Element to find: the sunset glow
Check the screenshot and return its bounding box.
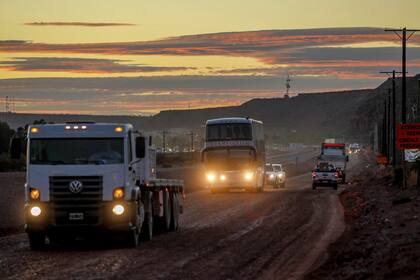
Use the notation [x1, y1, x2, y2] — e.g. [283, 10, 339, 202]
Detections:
[0, 0, 419, 115]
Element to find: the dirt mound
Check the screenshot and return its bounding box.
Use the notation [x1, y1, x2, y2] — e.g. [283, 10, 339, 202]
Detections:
[306, 163, 420, 279]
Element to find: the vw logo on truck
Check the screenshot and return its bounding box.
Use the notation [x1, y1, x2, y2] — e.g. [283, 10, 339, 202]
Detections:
[68, 180, 83, 193]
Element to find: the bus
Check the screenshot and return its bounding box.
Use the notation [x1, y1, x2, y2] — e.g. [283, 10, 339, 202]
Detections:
[201, 117, 265, 192]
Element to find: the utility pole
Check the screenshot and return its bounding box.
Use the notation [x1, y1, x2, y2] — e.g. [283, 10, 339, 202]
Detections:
[387, 88, 391, 162]
[385, 28, 420, 124]
[380, 71, 403, 167]
[189, 131, 194, 152]
[162, 131, 166, 153]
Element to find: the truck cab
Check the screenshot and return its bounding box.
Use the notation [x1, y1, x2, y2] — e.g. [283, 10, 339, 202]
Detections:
[11, 122, 183, 249]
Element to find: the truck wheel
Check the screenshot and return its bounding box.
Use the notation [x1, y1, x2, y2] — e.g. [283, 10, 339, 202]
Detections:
[160, 190, 172, 231]
[312, 184, 316, 190]
[127, 200, 141, 247]
[280, 182, 286, 189]
[141, 211, 153, 241]
[169, 192, 180, 231]
[342, 174, 346, 184]
[28, 232, 46, 250]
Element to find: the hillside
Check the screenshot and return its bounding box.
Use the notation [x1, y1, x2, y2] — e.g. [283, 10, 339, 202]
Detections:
[2, 74, 419, 144]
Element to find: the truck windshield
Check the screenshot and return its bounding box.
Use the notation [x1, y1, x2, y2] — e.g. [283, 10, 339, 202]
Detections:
[206, 123, 252, 141]
[203, 148, 255, 171]
[30, 138, 124, 165]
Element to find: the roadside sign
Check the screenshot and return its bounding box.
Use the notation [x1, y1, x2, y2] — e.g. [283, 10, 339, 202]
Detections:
[397, 123, 420, 149]
[405, 149, 420, 162]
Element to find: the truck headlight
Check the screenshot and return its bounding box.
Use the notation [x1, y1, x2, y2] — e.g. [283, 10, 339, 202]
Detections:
[30, 188, 40, 200]
[113, 187, 124, 199]
[30, 206, 42, 217]
[220, 174, 226, 181]
[112, 204, 125, 215]
[244, 171, 254, 181]
[206, 173, 216, 182]
[269, 174, 274, 179]
[277, 173, 284, 178]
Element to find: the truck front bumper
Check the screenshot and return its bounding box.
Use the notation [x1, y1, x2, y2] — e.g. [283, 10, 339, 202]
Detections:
[24, 201, 135, 234]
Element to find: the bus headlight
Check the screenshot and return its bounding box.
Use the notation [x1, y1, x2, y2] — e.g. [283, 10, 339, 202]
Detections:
[244, 171, 254, 181]
[206, 173, 216, 182]
[30, 188, 40, 200]
[30, 206, 42, 217]
[112, 204, 125, 215]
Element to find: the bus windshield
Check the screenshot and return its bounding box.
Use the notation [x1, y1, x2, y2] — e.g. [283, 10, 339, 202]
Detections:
[203, 148, 256, 171]
[206, 123, 252, 141]
[30, 138, 124, 165]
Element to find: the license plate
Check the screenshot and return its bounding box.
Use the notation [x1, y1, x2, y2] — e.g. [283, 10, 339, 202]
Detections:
[69, 212, 84, 220]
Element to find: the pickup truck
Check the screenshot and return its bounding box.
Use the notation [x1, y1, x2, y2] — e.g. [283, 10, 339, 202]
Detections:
[265, 163, 286, 188]
[312, 162, 338, 190]
[10, 122, 184, 250]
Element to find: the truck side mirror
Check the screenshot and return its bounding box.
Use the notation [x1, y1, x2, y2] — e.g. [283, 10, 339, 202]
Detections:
[10, 138, 22, 159]
[135, 136, 146, 158]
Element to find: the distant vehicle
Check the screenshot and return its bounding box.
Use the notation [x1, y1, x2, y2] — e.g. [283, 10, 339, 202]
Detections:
[10, 122, 184, 250]
[312, 162, 339, 190]
[201, 117, 265, 193]
[319, 142, 348, 183]
[265, 163, 286, 188]
[348, 143, 361, 155]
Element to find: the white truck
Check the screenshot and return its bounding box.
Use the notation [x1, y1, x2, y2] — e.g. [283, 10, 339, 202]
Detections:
[10, 122, 184, 250]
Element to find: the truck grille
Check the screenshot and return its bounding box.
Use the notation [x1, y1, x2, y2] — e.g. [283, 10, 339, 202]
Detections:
[49, 176, 103, 225]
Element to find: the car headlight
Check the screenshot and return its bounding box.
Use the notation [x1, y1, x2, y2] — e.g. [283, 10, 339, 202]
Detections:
[30, 188, 40, 200]
[30, 206, 42, 217]
[112, 204, 125, 215]
[244, 171, 254, 181]
[206, 173, 216, 182]
[113, 187, 124, 199]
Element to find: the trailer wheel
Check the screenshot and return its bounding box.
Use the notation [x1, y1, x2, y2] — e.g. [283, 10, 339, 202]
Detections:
[169, 192, 180, 231]
[28, 232, 46, 250]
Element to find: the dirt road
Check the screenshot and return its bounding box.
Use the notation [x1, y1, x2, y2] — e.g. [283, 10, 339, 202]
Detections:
[0, 169, 346, 280]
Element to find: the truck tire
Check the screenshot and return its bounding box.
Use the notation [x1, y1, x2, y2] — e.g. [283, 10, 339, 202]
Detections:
[280, 182, 286, 189]
[127, 200, 141, 247]
[141, 211, 153, 241]
[28, 232, 46, 250]
[169, 192, 180, 231]
[160, 190, 172, 231]
[312, 184, 316, 190]
[341, 174, 346, 184]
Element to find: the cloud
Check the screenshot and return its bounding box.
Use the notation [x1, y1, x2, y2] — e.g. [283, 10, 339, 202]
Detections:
[24, 22, 136, 27]
[0, 57, 194, 73]
[0, 27, 411, 59]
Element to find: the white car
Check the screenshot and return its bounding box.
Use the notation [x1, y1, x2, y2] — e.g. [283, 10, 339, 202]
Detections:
[265, 163, 286, 188]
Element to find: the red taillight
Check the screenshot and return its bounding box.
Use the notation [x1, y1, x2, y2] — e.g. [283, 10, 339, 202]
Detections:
[312, 172, 316, 178]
